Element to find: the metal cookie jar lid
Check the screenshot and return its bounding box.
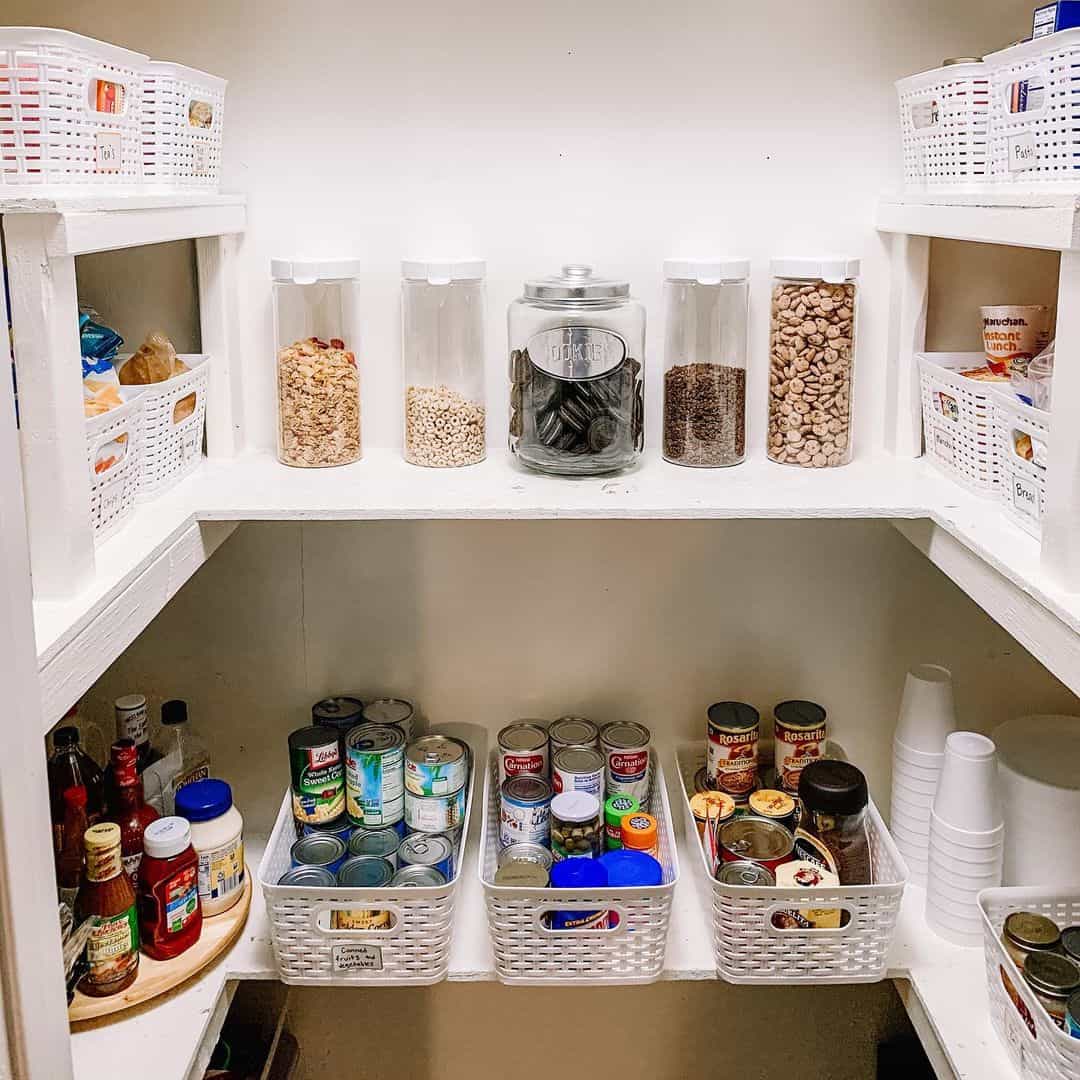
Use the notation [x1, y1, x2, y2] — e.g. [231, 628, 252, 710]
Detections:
[523, 263, 629, 301]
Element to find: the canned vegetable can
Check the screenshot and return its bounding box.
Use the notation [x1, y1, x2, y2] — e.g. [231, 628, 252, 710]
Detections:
[332, 855, 395, 930]
[301, 814, 353, 845]
[600, 721, 651, 807]
[362, 698, 416, 743]
[291, 834, 348, 875]
[404, 785, 467, 833]
[398, 832, 455, 881]
[348, 826, 402, 869]
[278, 865, 336, 887]
[289, 725, 346, 824]
[405, 734, 468, 797]
[391, 865, 446, 887]
[345, 723, 406, 828]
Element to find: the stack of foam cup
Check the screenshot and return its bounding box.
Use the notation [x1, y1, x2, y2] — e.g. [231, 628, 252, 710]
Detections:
[890, 664, 956, 886]
[925, 731, 1004, 947]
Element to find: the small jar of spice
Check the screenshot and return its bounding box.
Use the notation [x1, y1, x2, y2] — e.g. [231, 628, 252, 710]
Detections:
[138, 816, 202, 961]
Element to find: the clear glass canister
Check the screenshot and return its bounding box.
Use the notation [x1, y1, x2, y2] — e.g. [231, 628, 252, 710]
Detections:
[508, 264, 645, 475]
[401, 258, 486, 467]
[272, 258, 362, 468]
[662, 258, 750, 467]
[767, 257, 859, 468]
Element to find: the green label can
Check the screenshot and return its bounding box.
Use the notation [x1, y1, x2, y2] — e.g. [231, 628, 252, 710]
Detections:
[289, 725, 345, 825]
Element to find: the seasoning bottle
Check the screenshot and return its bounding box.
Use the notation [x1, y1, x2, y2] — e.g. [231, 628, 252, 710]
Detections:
[175, 778, 245, 917]
[621, 812, 660, 860]
[114, 693, 157, 771]
[138, 817, 202, 960]
[797, 759, 872, 885]
[143, 700, 210, 814]
[76, 822, 139, 997]
[105, 749, 159, 890]
[49, 725, 104, 852]
[103, 738, 138, 814]
[56, 785, 89, 908]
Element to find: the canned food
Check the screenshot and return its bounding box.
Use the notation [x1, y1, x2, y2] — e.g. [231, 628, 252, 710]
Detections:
[1002, 911, 1062, 969]
[398, 833, 455, 881]
[706, 701, 760, 797]
[391, 865, 446, 887]
[497, 722, 550, 783]
[291, 834, 348, 875]
[499, 775, 551, 848]
[552, 746, 604, 799]
[748, 788, 798, 832]
[1023, 951, 1080, 1029]
[773, 700, 827, 794]
[620, 813, 659, 859]
[551, 790, 603, 861]
[348, 826, 402, 869]
[289, 725, 346, 824]
[718, 816, 795, 874]
[497, 842, 553, 870]
[301, 814, 353, 845]
[549, 716, 600, 752]
[345, 723, 406, 828]
[494, 861, 550, 887]
[278, 866, 336, 887]
[333, 854, 395, 930]
[549, 858, 609, 930]
[405, 734, 468, 796]
[693, 767, 711, 794]
[600, 721, 651, 807]
[1064, 926, 1080, 964]
[355, 819, 407, 841]
[716, 860, 775, 887]
[772, 860, 843, 929]
[312, 696, 365, 755]
[407, 821, 462, 850]
[361, 698, 416, 742]
[1066, 989, 1080, 1039]
[603, 794, 640, 850]
[690, 791, 735, 841]
[404, 785, 467, 833]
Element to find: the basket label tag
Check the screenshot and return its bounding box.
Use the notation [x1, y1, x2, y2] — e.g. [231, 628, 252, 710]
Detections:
[95, 131, 122, 173]
[332, 943, 383, 972]
[935, 390, 959, 422]
[910, 98, 940, 131]
[1007, 131, 1037, 172]
[1010, 473, 1040, 520]
[931, 426, 956, 465]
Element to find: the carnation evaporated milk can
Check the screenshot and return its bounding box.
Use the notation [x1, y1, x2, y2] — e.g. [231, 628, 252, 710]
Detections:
[600, 721, 651, 808]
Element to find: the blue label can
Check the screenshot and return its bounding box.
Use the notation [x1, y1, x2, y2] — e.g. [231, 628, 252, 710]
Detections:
[348, 826, 401, 869]
[301, 814, 353, 845]
[346, 723, 406, 828]
[291, 834, 348, 876]
[398, 833, 454, 881]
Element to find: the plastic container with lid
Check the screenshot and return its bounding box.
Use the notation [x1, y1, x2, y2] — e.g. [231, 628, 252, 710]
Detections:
[599, 848, 663, 887]
[550, 790, 602, 861]
[272, 257, 362, 468]
[1023, 950, 1080, 1028]
[620, 812, 659, 859]
[662, 258, 750, 468]
[175, 778, 245, 916]
[138, 816, 202, 960]
[549, 856, 610, 930]
[798, 759, 871, 885]
[768, 257, 859, 468]
[508, 264, 645, 475]
[402, 258, 486, 468]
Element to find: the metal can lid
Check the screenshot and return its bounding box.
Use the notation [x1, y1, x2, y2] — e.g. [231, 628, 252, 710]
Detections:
[551, 790, 600, 824]
[361, 698, 414, 726]
[707, 701, 760, 732]
[289, 724, 339, 751]
[600, 721, 651, 750]
[115, 693, 146, 711]
[1068, 988, 1080, 1022]
[553, 746, 604, 775]
[523, 264, 629, 301]
[717, 860, 776, 887]
[497, 842, 553, 870]
[502, 775, 552, 805]
[312, 696, 365, 729]
[398, 833, 453, 866]
[719, 816, 795, 861]
[292, 834, 347, 866]
[337, 855, 395, 887]
[346, 723, 406, 753]
[348, 828, 401, 858]
[304, 814, 349, 836]
[406, 734, 467, 767]
[550, 717, 599, 746]
[1023, 951, 1080, 997]
[1005, 911, 1062, 951]
[494, 861, 550, 887]
[690, 790, 736, 823]
[391, 865, 446, 887]
[748, 789, 796, 820]
[278, 866, 336, 887]
[773, 700, 828, 731]
[498, 722, 548, 753]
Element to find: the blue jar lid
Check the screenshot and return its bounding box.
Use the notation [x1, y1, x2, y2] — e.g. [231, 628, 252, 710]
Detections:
[600, 849, 662, 887]
[175, 778, 232, 822]
[550, 858, 608, 889]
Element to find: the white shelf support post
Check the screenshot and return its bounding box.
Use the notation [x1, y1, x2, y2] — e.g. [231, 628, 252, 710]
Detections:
[196, 233, 244, 458]
[3, 212, 95, 598]
[1041, 249, 1080, 592]
[884, 232, 930, 458]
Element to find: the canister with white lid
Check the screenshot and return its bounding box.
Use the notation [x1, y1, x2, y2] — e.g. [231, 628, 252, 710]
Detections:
[175, 778, 245, 916]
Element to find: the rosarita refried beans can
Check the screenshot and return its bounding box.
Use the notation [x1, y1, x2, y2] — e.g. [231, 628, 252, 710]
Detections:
[497, 722, 549, 784]
[706, 701, 760, 798]
[600, 721, 651, 807]
[772, 700, 827, 794]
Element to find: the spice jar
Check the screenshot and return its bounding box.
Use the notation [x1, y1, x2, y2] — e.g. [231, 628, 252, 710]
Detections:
[508, 264, 644, 475]
[768, 258, 858, 468]
[1023, 951, 1080, 1029]
[1002, 911, 1062, 969]
[550, 790, 602, 861]
[402, 258, 486, 468]
[662, 258, 749, 467]
[798, 759, 872, 885]
[272, 257, 362, 468]
[138, 816, 202, 960]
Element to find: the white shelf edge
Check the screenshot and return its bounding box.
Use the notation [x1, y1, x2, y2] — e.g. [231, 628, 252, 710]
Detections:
[0, 192, 246, 214]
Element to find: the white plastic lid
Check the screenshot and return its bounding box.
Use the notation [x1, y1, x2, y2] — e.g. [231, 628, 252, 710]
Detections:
[663, 257, 750, 284]
[551, 790, 601, 823]
[770, 257, 860, 284]
[401, 258, 486, 285]
[143, 816, 192, 859]
[271, 257, 363, 285]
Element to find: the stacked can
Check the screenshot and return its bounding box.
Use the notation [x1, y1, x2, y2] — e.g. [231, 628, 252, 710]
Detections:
[403, 734, 469, 840]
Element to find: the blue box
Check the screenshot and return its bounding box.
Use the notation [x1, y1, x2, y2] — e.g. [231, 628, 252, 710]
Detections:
[1033, 1, 1080, 37]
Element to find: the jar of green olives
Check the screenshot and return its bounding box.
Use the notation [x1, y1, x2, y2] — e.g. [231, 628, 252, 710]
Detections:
[551, 790, 603, 861]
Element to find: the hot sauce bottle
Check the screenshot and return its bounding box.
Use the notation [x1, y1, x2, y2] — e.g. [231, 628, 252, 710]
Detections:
[105, 741, 159, 889]
[138, 817, 202, 960]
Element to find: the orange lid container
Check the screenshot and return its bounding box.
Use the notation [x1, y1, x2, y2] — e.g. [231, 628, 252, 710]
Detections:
[620, 812, 658, 853]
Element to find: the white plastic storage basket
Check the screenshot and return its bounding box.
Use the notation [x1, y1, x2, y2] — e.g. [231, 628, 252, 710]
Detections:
[896, 62, 990, 188]
[979, 887, 1080, 1080]
[0, 28, 146, 191]
[141, 61, 226, 188]
[116, 354, 209, 497]
[86, 390, 143, 543]
[258, 747, 476, 986]
[675, 743, 908, 984]
[993, 390, 1050, 539]
[986, 30, 1080, 184]
[919, 352, 1001, 495]
[480, 751, 679, 985]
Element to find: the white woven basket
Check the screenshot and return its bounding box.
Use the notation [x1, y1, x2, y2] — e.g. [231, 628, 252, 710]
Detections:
[86, 390, 143, 543]
[979, 887, 1080, 1080]
[258, 743, 475, 986]
[141, 61, 226, 189]
[675, 743, 908, 985]
[993, 390, 1050, 539]
[0, 28, 145, 191]
[116, 354, 209, 497]
[986, 30, 1080, 184]
[896, 62, 990, 188]
[480, 750, 678, 985]
[919, 352, 1001, 496]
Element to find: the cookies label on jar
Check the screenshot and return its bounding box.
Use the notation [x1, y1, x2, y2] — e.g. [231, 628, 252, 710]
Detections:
[526, 326, 626, 380]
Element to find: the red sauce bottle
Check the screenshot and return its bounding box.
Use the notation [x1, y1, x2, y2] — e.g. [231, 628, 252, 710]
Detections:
[105, 743, 159, 890]
[137, 817, 202, 960]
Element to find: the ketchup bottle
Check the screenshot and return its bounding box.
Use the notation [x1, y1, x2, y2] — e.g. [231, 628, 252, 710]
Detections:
[138, 817, 202, 960]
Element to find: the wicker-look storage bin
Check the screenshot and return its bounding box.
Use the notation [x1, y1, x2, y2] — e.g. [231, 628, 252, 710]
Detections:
[980, 887, 1080, 1080]
[86, 390, 143, 543]
[993, 390, 1050, 539]
[675, 743, 908, 984]
[479, 751, 679, 985]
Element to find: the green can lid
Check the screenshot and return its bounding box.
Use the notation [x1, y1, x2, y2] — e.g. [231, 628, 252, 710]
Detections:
[604, 793, 640, 827]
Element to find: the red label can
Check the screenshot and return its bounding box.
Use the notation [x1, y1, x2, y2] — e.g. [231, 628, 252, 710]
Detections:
[706, 702, 760, 797]
[497, 722, 549, 784]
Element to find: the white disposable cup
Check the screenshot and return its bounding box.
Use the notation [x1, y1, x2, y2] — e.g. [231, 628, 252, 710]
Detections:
[928, 853, 1002, 888]
[892, 766, 941, 794]
[930, 808, 1004, 848]
[893, 738, 945, 769]
[892, 783, 935, 807]
[926, 905, 984, 947]
[890, 814, 931, 842]
[933, 732, 1001, 832]
[893, 755, 944, 780]
[896, 664, 956, 754]
[927, 867, 999, 903]
[929, 840, 1003, 873]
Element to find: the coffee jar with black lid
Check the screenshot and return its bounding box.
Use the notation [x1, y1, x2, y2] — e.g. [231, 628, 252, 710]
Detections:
[798, 759, 872, 886]
[508, 264, 645, 475]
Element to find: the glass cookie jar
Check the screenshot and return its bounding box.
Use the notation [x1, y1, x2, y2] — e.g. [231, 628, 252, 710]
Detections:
[508, 264, 645, 475]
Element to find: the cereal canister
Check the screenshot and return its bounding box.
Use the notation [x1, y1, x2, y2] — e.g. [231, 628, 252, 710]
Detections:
[773, 700, 827, 794]
[600, 721, 651, 807]
[706, 701, 760, 798]
[289, 725, 346, 825]
[405, 734, 468, 797]
[499, 774, 551, 848]
[497, 722, 549, 783]
[551, 745, 604, 799]
[549, 716, 600, 752]
[345, 723, 406, 829]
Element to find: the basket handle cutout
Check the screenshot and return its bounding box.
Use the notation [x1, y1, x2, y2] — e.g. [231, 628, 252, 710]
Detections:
[172, 390, 198, 426]
[534, 903, 627, 936]
[86, 72, 131, 117]
[762, 902, 857, 937]
[89, 429, 130, 480]
[311, 901, 404, 939]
